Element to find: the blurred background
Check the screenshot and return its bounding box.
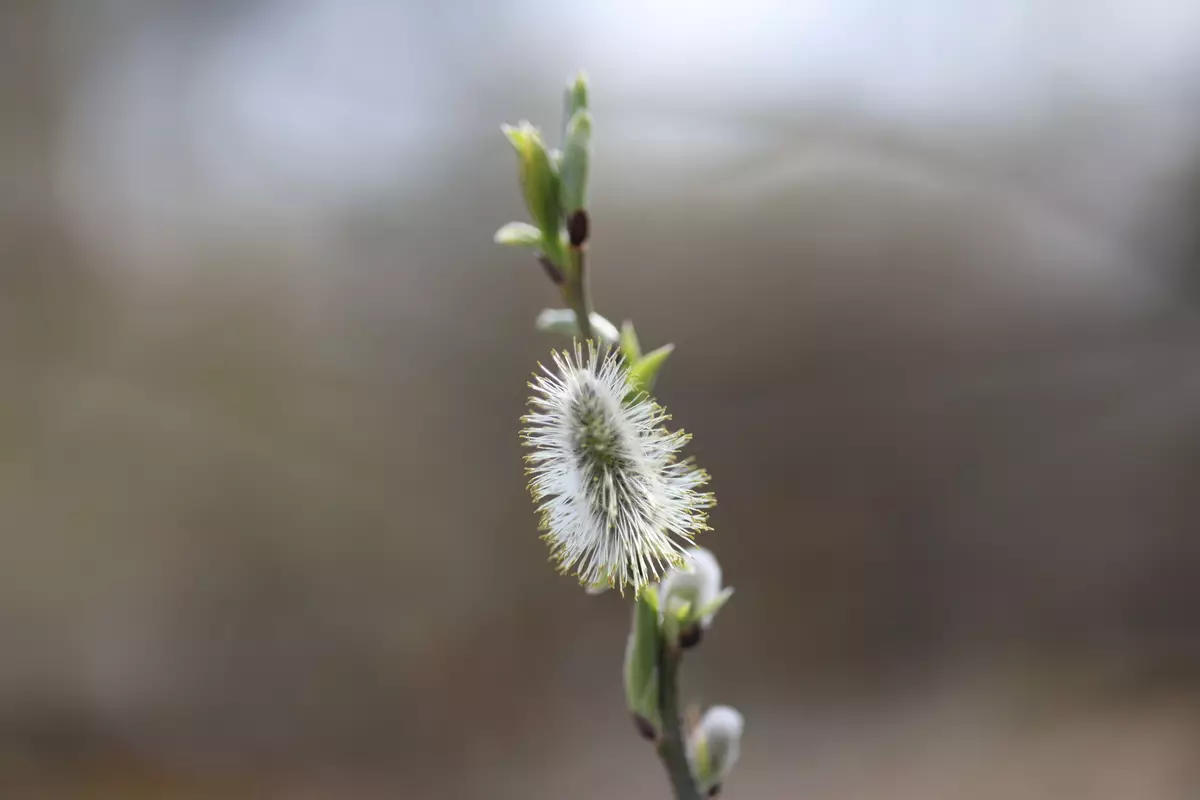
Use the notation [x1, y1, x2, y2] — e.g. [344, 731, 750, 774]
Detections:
[4, 0, 1200, 796]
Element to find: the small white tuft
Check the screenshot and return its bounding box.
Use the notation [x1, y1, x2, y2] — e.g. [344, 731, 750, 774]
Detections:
[521, 342, 714, 594]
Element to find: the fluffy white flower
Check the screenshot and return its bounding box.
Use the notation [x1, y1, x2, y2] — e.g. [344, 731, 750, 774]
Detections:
[522, 342, 713, 593]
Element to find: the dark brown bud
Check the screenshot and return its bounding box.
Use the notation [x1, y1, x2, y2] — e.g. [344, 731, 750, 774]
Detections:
[632, 713, 658, 741]
[708, 783, 722, 798]
[567, 209, 589, 247]
[679, 623, 703, 650]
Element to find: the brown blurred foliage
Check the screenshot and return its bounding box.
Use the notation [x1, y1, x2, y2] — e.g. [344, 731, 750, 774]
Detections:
[4, 0, 1200, 797]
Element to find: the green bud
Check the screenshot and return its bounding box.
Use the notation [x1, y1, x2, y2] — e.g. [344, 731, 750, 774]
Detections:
[502, 121, 561, 236]
[493, 221, 543, 248]
[535, 308, 620, 344]
[623, 588, 661, 728]
[628, 343, 674, 394]
[559, 110, 592, 215]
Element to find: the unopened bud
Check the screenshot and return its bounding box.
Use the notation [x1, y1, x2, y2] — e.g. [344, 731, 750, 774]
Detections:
[688, 706, 744, 793]
[659, 548, 733, 633]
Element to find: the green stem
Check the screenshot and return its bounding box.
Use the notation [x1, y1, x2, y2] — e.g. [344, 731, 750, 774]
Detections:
[656, 641, 703, 800]
[564, 246, 594, 342]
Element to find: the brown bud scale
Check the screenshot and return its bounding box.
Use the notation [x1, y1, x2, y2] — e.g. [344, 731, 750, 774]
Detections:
[537, 254, 565, 285]
[632, 713, 658, 741]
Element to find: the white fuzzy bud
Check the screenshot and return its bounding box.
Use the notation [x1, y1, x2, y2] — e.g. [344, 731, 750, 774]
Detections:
[688, 705, 744, 791]
[659, 547, 728, 628]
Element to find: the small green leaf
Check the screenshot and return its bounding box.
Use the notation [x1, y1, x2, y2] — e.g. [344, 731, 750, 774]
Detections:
[534, 308, 576, 336]
[502, 121, 561, 237]
[624, 593, 662, 723]
[620, 321, 642, 363]
[493, 221, 543, 248]
[559, 110, 592, 214]
[696, 587, 734, 623]
[641, 584, 660, 613]
[535, 308, 619, 344]
[628, 343, 675, 393]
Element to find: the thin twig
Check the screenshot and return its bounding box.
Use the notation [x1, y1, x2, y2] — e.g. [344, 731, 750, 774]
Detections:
[656, 641, 703, 800]
[565, 246, 593, 341]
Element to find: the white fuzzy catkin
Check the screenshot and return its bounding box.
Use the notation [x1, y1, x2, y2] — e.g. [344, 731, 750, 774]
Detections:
[522, 343, 713, 593]
[689, 705, 744, 787]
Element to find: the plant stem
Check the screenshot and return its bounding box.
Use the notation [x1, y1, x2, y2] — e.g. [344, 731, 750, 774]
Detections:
[656, 641, 703, 800]
[565, 246, 594, 341]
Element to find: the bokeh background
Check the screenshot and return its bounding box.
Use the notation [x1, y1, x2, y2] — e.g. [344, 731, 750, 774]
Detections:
[5, 0, 1200, 797]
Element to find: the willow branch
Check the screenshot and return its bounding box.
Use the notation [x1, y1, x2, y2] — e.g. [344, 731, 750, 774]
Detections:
[656, 641, 703, 800]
